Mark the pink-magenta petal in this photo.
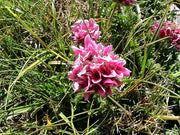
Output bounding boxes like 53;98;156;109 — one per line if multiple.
115;72;123;79
106;87;112;95
92;78;101;83
72;55;82;68
116;66;131;77
103;45;113;56
90;68;102;83
74;82;80;92
77;65;87;77
68;71;74;80
84;76;91;92
103;78;118;86
98;89;106;98
175;44;180;50
72;46;81;56
84;92;93;100
68;66;82;81
123;68;131;76
115;79;123;85
102;70;117;78
97;43;103;50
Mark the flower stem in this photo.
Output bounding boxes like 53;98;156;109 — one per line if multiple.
107;95;132;116
107;3;118;28
155;40;166;55
155;115;180;120
87;99;95;133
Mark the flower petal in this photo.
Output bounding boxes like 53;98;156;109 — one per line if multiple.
103;78;118;87
84;92;93;100
74;82;80;92
106;87;112;96
103;45;113;56
98;89;106;98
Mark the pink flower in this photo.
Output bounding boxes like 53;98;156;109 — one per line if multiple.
113;0;136;6
171;32;180;51
71;19;101;45
151;21;180;51
151;21;175;38
150;21;160;34
68;35;131;100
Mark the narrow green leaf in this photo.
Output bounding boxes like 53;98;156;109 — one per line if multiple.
7;107;32;120
124;37;169;57
139;32;147;77
5;6;70;63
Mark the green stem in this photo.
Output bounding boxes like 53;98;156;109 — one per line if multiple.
87;99;94;133
5;6;70;64
107;95;132;116
107;3;118;28
151;1;172;42
123;37;169;57
140;32;147;77
155;115;180;120
155;40;167;55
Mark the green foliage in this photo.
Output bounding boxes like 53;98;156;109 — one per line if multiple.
0;0;180;134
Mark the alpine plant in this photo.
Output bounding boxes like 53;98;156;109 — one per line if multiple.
71;18;101;45
69;19;131;100
151;21;180;51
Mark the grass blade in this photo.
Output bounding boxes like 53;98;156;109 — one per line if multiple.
5;6;70;63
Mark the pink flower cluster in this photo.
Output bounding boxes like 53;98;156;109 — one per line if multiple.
69;19;131;100
151;21;180;51
113;0;137;6
71;18;101;45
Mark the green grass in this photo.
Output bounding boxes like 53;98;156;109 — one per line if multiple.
0;0;180;134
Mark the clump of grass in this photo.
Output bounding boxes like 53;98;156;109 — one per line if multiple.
0;0;180;134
